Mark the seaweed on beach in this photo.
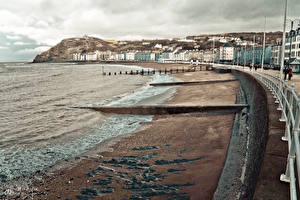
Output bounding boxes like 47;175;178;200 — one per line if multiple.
155;156;205;165
132;146;159;151
92;178;113;186
167;168;186;173
102;153;157;170
125;179;194;199
85;166;105;178
0;174;7;183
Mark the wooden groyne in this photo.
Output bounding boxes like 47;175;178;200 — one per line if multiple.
150;79;238;87
102;65;213;76
77;104;249;115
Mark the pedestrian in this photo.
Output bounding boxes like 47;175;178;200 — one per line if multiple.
284;67;288;80
254;65;258;71
249;64;252;71
288;67;293;80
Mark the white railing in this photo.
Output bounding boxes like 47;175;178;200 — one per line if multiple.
227;65;300;200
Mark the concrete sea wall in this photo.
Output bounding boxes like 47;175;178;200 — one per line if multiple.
213;70;269;199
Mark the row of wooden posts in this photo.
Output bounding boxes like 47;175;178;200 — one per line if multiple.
102;65;212;76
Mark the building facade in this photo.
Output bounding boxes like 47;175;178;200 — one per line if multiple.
219;43;234;63
285;28;300;72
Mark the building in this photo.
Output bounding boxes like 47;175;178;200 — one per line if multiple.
271;40;282;69
86;52;98;61
135;52;151;61
234;45;272;67
125;52;135;61
188;50;204;62
219;43;234;63
285;28;300;72
174;50;189;61
203;50;215;63
73;53;81;61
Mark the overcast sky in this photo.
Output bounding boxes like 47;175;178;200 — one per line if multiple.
0;0;299;62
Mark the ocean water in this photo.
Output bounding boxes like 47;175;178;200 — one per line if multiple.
0;62;177;184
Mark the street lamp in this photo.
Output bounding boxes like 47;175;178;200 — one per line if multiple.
261;17;267;70
279;0;288;82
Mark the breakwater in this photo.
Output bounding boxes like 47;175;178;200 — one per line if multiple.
102;65;212;76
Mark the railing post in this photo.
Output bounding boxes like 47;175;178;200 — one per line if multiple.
279;81;289;123
281;155;292;183
294;130;300;190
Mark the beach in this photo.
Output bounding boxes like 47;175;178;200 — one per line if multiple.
8;63;241;199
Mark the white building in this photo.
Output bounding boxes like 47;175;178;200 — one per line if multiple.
271;40;282;69
109;52;118;60
285;29;300;61
150;53;156;61
154;44;162;49
126;52;135;61
188;50;204;62
203;50;215;63
219;43;234;62
73;53;81;61
174;50;189;61
285;28;300;72
86;52;97;61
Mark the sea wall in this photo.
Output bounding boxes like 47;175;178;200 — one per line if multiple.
213;70;268;199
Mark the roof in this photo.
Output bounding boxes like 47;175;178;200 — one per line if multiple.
222;43;233;47
290;59;300;65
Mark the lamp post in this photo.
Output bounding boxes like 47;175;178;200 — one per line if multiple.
252;35;256;71
244;46;246;69
212;37;215;67
261;17;267;70
279;0;288;82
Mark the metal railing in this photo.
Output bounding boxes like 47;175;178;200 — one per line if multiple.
227;65;300;200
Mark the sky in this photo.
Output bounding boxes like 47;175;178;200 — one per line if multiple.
0;0;299;62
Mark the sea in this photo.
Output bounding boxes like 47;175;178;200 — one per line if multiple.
0;62;177;190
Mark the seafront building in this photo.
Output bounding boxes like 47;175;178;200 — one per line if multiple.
234;46;272;67
284;27;300;72
219;43;234;63
271;40;282;69
71;33;300;72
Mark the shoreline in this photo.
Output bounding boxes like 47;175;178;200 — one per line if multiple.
5;63;240;199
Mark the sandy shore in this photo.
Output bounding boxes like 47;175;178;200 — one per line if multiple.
11;63;240;199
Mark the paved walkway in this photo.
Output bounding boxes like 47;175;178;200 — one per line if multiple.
253;78;289;200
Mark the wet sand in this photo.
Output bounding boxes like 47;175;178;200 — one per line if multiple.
13;63;240;199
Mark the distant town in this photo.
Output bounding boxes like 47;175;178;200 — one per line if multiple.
34;31;300;72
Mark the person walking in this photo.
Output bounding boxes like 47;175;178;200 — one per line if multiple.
284;67;288;80
288;67;293;80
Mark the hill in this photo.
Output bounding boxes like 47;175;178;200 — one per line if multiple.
33;32;283;63
33;36;116;63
